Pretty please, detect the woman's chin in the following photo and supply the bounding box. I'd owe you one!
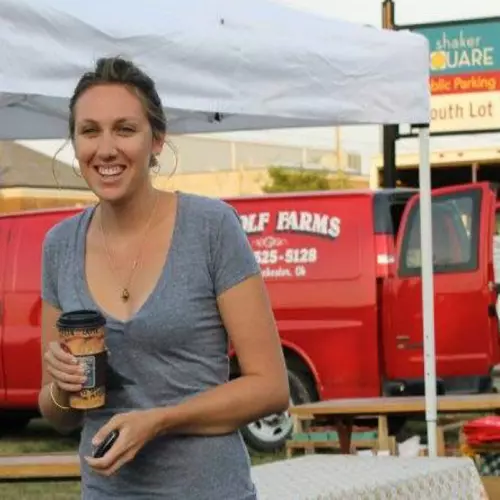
[85,172,151,205]
[91,184,131,204]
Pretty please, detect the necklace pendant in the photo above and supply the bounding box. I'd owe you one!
[121,289,130,302]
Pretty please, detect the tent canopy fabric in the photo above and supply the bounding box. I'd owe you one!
[0,0,430,140]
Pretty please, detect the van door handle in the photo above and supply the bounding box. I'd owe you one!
[488,304,498,318]
[396,335,410,349]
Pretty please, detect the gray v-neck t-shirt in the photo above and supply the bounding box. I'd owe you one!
[41,192,261,499]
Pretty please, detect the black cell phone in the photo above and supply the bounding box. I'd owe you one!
[92,430,120,458]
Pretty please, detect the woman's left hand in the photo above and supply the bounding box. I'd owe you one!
[84,409,163,476]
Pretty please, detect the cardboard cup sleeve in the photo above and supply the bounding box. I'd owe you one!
[56,310,107,410]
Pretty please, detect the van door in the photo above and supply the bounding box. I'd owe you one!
[3,212,70,405]
[382,183,498,395]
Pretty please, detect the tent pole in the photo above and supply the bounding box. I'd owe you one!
[417,125,437,457]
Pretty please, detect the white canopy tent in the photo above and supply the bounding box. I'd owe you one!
[0,0,430,137]
[0,0,437,454]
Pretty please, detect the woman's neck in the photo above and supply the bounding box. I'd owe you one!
[98,183,161,236]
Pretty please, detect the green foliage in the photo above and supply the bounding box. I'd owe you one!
[329,169,352,190]
[262,165,352,193]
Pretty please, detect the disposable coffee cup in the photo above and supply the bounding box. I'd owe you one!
[56,310,107,410]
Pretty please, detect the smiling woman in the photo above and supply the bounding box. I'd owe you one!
[37,56,289,500]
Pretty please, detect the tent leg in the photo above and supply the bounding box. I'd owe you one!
[418,125,437,458]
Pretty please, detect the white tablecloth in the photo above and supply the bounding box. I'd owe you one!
[252,455,487,500]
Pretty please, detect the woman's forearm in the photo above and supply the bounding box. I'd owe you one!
[38,383,83,434]
[153,375,289,437]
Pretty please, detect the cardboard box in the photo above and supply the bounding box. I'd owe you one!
[482,476,500,499]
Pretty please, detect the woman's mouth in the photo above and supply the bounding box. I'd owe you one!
[96,165,126,179]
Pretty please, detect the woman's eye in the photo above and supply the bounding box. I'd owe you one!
[119,127,135,134]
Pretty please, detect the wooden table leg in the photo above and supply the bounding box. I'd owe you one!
[286,414,305,459]
[377,416,390,452]
[335,417,353,454]
[436,426,446,457]
[285,415,303,458]
[292,414,303,435]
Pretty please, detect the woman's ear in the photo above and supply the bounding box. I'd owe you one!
[149,154,160,170]
[151,133,166,157]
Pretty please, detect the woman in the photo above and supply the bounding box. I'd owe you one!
[38,56,289,499]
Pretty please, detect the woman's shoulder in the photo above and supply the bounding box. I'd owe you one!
[42,206,93,250]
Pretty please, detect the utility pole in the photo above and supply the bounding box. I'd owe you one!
[335,127,342,170]
[381,0,398,188]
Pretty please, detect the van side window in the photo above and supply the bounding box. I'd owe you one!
[399,191,480,276]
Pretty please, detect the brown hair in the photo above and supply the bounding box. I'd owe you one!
[70,56,166,140]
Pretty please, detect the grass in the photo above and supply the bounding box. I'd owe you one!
[0,419,284,499]
[0,482,81,500]
[0,420,80,499]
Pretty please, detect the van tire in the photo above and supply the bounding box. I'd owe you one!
[241,368,315,453]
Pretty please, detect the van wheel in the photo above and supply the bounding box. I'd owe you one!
[241,369,315,453]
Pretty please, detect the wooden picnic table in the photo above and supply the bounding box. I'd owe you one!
[289,393,500,456]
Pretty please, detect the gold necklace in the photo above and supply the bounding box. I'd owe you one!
[99,192,160,302]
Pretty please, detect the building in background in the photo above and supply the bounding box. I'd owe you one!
[155,135,367,196]
[0,142,95,213]
[370,147,500,190]
[0,136,368,212]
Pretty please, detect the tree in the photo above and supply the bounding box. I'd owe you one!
[329,169,352,190]
[262,166,331,193]
[262,165,352,193]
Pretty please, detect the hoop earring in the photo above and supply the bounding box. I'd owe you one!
[72,157,82,177]
[151,156,161,175]
[51,159,61,190]
[165,140,179,179]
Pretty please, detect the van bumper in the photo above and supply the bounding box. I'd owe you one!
[383,374,494,397]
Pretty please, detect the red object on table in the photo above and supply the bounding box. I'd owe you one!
[463,416,500,445]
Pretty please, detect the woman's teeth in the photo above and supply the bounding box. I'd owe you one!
[97,165,125,177]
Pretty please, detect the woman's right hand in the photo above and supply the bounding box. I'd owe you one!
[44,341,86,393]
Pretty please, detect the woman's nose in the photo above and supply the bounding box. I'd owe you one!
[95,133,118,159]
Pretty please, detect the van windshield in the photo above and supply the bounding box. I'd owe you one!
[399,190,480,275]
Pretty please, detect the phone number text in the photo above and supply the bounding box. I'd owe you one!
[254,248,318,265]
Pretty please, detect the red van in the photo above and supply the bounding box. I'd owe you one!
[0,182,497,452]
[230,182,499,450]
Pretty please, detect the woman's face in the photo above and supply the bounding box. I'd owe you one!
[73,83,164,203]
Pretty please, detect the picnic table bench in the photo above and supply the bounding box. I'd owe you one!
[0,452,80,483]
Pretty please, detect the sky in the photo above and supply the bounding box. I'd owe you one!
[19,0,500,173]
